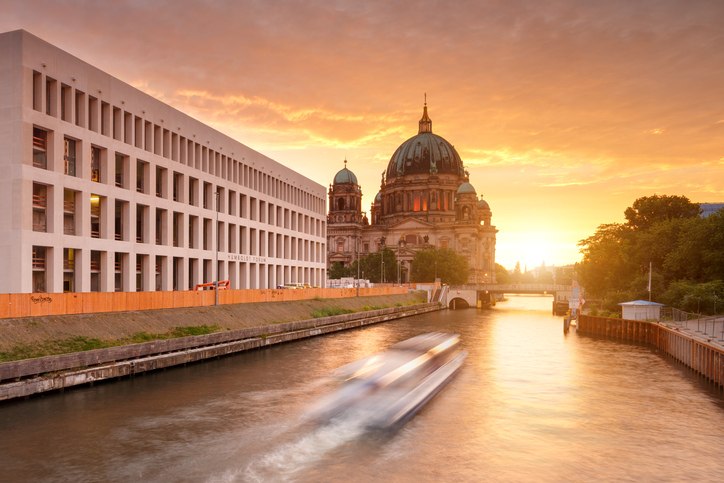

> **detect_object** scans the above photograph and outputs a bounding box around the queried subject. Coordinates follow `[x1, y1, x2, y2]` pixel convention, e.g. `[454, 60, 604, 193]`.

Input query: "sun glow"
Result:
[496, 230, 577, 271]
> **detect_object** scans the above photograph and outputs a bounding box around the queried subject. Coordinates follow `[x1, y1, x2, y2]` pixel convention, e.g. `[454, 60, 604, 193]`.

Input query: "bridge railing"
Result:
[452, 283, 571, 293]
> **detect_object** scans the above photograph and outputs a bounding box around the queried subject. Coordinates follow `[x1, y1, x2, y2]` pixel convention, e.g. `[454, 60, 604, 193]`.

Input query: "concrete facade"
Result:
[0, 30, 327, 293]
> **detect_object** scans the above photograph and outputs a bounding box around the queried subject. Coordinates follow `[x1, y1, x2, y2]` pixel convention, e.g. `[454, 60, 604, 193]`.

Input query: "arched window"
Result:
[337, 198, 346, 210]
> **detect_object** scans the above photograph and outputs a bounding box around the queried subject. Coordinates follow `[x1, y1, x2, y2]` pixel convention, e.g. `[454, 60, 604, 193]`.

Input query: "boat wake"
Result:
[207, 333, 466, 482]
[249, 417, 366, 481]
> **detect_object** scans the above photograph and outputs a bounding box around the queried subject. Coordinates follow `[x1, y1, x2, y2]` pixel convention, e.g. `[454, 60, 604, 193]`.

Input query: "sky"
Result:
[2, 0, 723, 270]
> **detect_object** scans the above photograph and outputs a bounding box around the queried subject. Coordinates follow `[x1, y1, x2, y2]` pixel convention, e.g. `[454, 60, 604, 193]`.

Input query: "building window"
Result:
[63, 138, 77, 176]
[114, 252, 124, 292]
[173, 172, 183, 202]
[90, 250, 101, 292]
[115, 153, 128, 188]
[32, 71, 42, 111]
[188, 177, 198, 206]
[137, 160, 149, 193]
[63, 248, 76, 292]
[91, 146, 102, 182]
[32, 246, 47, 292]
[32, 183, 48, 232]
[173, 212, 182, 247]
[156, 166, 167, 198]
[189, 216, 198, 249]
[136, 205, 148, 243]
[155, 208, 167, 245]
[33, 128, 48, 169]
[136, 254, 145, 291]
[90, 194, 102, 238]
[114, 200, 127, 241]
[63, 189, 77, 235]
[45, 77, 57, 117]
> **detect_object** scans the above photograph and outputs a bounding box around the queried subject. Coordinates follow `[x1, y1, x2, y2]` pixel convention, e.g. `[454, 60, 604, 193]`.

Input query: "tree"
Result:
[578, 195, 722, 313]
[327, 262, 349, 280]
[577, 223, 634, 305]
[352, 248, 397, 283]
[624, 195, 700, 230]
[410, 248, 469, 285]
[495, 263, 510, 284]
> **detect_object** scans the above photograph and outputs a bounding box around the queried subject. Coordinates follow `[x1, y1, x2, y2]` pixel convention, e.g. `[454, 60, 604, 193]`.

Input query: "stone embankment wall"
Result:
[0, 301, 440, 402]
[578, 315, 724, 388]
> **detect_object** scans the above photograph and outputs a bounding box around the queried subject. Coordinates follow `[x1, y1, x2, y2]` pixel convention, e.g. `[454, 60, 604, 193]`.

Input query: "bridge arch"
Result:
[448, 297, 470, 310]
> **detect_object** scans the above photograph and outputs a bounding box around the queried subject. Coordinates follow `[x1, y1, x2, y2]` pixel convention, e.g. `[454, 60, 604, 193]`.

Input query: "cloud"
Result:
[2, 0, 723, 265]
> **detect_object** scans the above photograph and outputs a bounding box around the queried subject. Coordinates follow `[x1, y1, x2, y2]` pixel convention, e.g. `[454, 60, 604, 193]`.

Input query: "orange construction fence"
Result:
[194, 280, 230, 291]
[0, 286, 410, 319]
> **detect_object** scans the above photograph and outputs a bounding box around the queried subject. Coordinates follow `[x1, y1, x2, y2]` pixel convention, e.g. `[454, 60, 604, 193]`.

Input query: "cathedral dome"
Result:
[333, 163, 358, 185]
[477, 198, 490, 210]
[385, 103, 465, 180]
[457, 182, 476, 195]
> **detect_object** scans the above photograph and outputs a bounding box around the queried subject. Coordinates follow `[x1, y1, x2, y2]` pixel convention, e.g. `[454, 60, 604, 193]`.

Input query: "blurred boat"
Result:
[306, 332, 467, 429]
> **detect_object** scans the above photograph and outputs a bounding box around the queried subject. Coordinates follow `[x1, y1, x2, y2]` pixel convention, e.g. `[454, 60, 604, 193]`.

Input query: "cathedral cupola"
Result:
[328, 159, 363, 225]
[455, 181, 478, 223]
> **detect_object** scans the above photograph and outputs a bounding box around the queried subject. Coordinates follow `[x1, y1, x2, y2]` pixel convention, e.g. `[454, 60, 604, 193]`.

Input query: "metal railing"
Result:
[660, 307, 724, 340]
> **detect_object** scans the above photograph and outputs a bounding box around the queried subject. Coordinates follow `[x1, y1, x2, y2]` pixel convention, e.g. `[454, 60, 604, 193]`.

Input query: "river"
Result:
[1, 295, 723, 482]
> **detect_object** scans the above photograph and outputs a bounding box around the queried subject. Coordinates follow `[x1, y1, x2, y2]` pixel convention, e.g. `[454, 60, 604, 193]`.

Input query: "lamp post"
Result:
[214, 190, 220, 306]
[381, 253, 384, 284]
[397, 239, 403, 285]
[356, 235, 360, 297]
[380, 236, 386, 284]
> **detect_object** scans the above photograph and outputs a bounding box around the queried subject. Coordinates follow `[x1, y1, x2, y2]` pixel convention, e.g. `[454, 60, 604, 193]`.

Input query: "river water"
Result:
[2, 295, 724, 482]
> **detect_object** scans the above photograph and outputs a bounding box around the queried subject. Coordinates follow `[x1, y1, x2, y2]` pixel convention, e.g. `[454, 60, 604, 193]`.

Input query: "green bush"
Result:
[310, 307, 354, 318]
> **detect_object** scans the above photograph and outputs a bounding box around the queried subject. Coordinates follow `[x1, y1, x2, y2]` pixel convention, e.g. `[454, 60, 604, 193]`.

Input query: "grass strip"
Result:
[0, 325, 220, 363]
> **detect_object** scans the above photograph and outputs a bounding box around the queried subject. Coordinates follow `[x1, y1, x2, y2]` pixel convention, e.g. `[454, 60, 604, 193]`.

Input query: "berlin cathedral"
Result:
[327, 103, 497, 284]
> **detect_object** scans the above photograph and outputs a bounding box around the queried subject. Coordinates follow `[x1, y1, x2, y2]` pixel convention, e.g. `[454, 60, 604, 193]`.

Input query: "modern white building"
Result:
[0, 30, 327, 294]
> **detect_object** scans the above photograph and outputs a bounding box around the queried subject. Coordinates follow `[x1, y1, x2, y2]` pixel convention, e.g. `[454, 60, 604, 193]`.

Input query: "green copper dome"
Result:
[457, 182, 477, 195]
[333, 165, 358, 185]
[385, 104, 465, 180]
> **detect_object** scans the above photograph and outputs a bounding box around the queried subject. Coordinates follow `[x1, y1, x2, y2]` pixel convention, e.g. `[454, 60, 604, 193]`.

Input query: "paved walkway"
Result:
[665, 316, 724, 346]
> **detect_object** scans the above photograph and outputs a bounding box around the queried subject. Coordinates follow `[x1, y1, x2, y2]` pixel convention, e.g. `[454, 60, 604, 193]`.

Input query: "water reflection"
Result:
[0, 295, 723, 482]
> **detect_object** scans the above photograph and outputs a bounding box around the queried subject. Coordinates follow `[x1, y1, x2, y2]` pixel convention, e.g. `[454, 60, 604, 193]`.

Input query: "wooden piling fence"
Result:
[0, 286, 409, 319]
[578, 315, 724, 388]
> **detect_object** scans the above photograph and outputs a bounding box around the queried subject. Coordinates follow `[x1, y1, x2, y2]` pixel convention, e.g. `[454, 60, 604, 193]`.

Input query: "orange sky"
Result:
[3, 0, 723, 269]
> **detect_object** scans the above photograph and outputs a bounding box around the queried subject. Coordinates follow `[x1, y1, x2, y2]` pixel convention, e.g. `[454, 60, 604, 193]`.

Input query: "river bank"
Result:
[0, 292, 435, 401]
[0, 292, 427, 358]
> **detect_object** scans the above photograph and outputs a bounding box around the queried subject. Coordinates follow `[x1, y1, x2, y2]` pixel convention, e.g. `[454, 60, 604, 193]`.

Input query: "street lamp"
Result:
[214, 190, 220, 306]
[380, 236, 386, 284]
[397, 239, 404, 285]
[381, 254, 385, 284]
[356, 235, 360, 297]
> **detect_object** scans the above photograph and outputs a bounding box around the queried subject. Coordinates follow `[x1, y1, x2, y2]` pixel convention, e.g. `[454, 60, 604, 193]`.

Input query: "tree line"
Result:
[328, 247, 471, 285]
[577, 195, 724, 315]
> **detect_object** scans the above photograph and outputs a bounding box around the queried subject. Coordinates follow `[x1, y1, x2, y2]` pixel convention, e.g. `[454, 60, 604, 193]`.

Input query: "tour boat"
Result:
[306, 332, 467, 429]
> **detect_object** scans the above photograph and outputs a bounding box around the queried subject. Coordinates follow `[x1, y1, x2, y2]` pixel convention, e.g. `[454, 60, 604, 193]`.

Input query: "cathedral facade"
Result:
[327, 104, 497, 284]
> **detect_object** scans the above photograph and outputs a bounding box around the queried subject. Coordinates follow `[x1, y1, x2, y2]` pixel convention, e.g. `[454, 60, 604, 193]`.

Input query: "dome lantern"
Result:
[419, 94, 432, 134]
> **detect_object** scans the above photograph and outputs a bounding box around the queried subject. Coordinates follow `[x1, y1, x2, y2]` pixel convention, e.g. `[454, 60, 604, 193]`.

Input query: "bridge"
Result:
[444, 283, 573, 310]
